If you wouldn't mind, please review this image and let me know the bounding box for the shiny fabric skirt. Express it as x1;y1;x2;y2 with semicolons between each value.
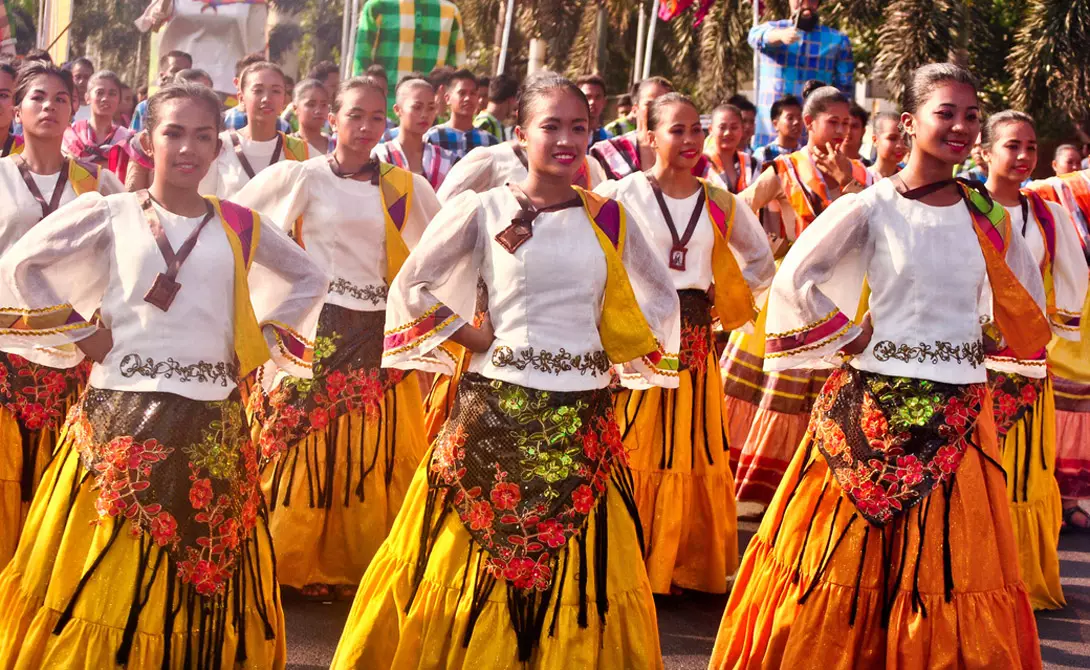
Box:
331;374;663;669
257;305;428;589
0;388;285;670
710;375;1041;670
613;290;738;593
993;373;1064;610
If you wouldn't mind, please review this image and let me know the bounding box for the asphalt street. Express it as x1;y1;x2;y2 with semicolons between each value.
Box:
282;520;1090;669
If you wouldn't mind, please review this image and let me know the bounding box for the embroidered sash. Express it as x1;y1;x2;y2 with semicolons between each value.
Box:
702;179;759;330
774;151;870;235
705;150;751;193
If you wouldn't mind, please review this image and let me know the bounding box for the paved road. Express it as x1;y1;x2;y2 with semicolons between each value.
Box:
283;522;1090;669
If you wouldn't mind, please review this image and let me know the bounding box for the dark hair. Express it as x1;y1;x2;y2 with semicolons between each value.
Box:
477;75;490;90
849;102;869;125
449;68;478;89
711;102;743;122
515;71;589;127
87;70;123;93
0;61;15;82
617;94;633;107
1054;143;1081;161
981;110;1035;151
726;94;756;115
488;74;519;103
770;95;802;122
175;68;213;85
235;52;267;78
802;86;849;118
575;74;606;94
284;75;295;92
871;111;901;133
307;60;340;81
69;56;94;72
14;62;74;106
647;92;698;131
238;61;287;91
635;76;673;104
902;63;978;116
332;75;387;113
293;78;329;101
428;65;455;88
364;63;389;83
801;79;826;100
145;83;223;134
159;50;192;69
24;49;52;64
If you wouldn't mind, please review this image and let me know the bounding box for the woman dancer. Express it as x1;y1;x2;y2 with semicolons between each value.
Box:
61;70;134;180
711;63;1045;669
982;110;1087;610
234;76;440;600
331;73;680;669
596;93;774;594
724;87;873;513
290;78;333;155
0;82;326;669
0;62;22;157
0;62;123;571
372;76;455;191
702;102;756;193
200;61;308;199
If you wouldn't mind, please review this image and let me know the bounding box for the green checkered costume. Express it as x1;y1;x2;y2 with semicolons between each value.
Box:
352;0;467;114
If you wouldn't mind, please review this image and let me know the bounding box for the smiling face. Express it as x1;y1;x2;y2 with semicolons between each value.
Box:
148;97;221;191
902;81;979;166
515;88;589;183
17;74;73;140
649;100;704;172
89;79;120;121
331;84;388;157
394;82;438;135
983;121;1037;184
710;107;743;157
241;68;287;127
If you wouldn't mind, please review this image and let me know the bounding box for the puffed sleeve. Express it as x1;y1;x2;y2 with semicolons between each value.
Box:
249;214;329;380
729;199;776;307
381;190;483;374
401;172;441;249
97;168;125;195
436;146;496;203
763;193;872;371
1046;201;1089;340
232;160;310;236
0;192;113;367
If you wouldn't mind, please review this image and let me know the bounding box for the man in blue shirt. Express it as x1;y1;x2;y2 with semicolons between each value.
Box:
748;0;854;148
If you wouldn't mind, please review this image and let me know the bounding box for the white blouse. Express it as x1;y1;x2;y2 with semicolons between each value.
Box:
0;192;328;401
764;178;1046;385
986;200;1089;377
595;172;774;299
435;142;608;203
232;156;440;312
199;131;302;200
0;157;124;256
383;187;681;392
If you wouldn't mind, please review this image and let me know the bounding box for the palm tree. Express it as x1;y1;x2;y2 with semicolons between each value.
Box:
1008;0;1090;125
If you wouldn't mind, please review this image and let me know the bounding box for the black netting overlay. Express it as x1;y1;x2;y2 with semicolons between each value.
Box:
678;289;713;373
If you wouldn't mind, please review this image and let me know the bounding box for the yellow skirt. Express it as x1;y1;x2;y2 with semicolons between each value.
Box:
330;453;663;669
613;348;738;594
0;406;60;571
0;433;285;670
710;398;1041;669
1000;378;1064;610
263;377;427;589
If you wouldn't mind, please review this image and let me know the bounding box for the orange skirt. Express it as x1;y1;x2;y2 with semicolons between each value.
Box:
711;393;1041;669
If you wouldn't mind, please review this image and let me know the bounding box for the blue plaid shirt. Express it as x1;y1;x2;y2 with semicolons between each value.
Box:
130;100;149;131
749;21;854;148
223;106;292;134
751;141;799;171
423;125;500;162
589;126;613;149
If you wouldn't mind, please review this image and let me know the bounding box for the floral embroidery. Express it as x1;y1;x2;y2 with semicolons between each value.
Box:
810;367;983;526
871;339;984;367
118;353;237;387
987;371;1043;437
73;389;258;596
678;289;713;372
0;352;89;431
328;277;388;305
490;346;610;376
428;374;621;592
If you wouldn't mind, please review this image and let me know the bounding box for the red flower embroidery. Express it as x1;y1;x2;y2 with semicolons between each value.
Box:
309;406;330;431
149;511;179;547
581;429;600;461
932;445;963;475
895;454;924;487
535;519;566;548
1020;383;1038;406
572;484;595;515
466;500;494;530
490;481;521;511
20;403;49;431
944;398;971;429
325;370;348;399
188;477;214;510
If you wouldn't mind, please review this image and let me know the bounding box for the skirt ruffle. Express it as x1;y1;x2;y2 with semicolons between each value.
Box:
263;377;426;588
710;394;1041;670
331;452;663;669
614;349;738;594
0;435;286;670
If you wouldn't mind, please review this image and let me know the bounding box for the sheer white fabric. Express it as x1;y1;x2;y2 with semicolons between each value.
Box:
435;142;608;203
595;171;774;301
0;192;328;400
232;156;440;312
765;178;1047;385
382;186;681;392
0;157;123;257
199;131;301;200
